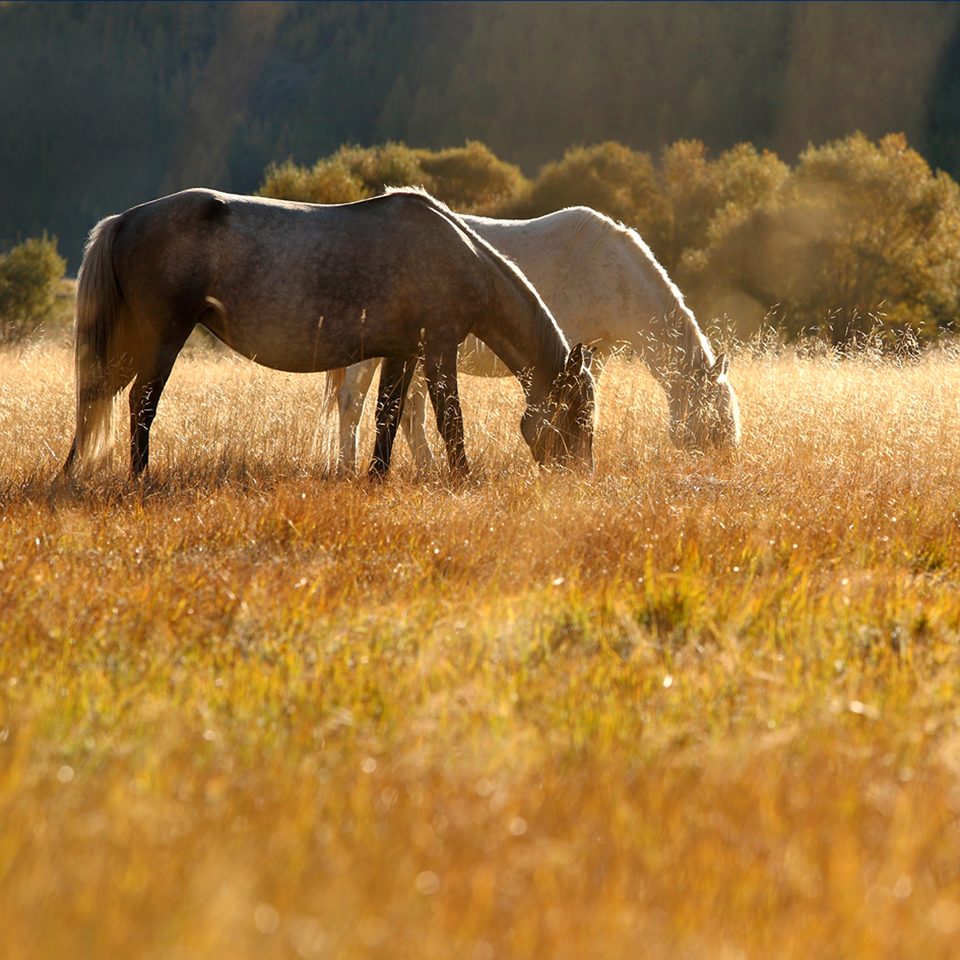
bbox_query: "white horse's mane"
[552,205,714,371]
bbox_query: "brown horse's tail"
[322,367,347,417]
[63,214,126,477]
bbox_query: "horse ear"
[568,343,594,373]
[709,353,729,381]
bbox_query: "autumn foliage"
[260,133,960,344]
[0,234,66,343]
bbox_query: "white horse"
[328,206,740,472]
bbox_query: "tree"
[691,133,960,343]
[502,142,664,236]
[0,234,67,343]
[258,141,528,212]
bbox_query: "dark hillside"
[2,1,959,268]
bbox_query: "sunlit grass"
[2,341,960,959]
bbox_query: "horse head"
[667,352,741,451]
[521,343,596,468]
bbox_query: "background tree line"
[258,135,960,346]
[7,131,957,347]
[4,0,960,271]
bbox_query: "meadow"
[2,336,960,959]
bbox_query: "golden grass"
[3,341,960,959]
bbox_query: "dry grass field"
[3,336,960,959]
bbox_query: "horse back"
[108,189,511,372]
[466,207,687,356]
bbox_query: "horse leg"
[128,335,191,477]
[337,358,379,475]
[369,356,419,480]
[424,344,468,481]
[399,363,436,473]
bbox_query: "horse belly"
[205,296,429,374]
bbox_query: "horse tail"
[322,367,346,417]
[64,214,126,476]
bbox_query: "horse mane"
[384,186,569,382]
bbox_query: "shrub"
[657,140,789,271]
[498,142,665,234]
[336,142,425,195]
[257,135,960,347]
[0,234,67,344]
[692,133,960,343]
[495,141,785,272]
[789,132,960,342]
[415,141,528,212]
[257,155,367,204]
[258,142,527,213]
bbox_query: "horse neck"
[526,304,570,401]
[461,229,569,403]
[481,292,568,402]
[613,235,715,387]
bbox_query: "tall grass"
[2,341,960,959]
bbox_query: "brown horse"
[62,187,595,480]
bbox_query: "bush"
[502,142,664,234]
[656,140,789,272]
[790,132,960,342]
[257,155,367,204]
[259,142,424,205]
[691,133,960,343]
[336,142,425,196]
[494,140,785,272]
[0,233,67,344]
[258,142,527,213]
[258,134,960,347]
[415,141,528,212]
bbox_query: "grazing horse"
[330,205,740,472]
[62,188,595,480]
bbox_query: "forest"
[3,0,960,275]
